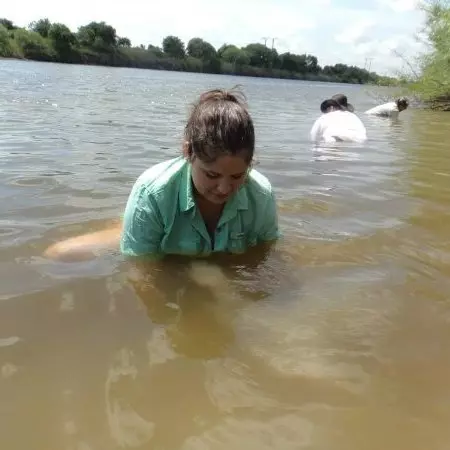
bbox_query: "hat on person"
[331,93,355,112]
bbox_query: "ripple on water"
[9,176,58,187]
[2,62,450,450]
[234,266,402,395]
[181,414,316,450]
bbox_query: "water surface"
[1,60,450,450]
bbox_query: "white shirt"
[310,110,367,143]
[365,102,399,118]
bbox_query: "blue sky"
[2,0,426,75]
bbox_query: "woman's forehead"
[194,155,249,174]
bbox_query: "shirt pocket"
[227,231,248,254]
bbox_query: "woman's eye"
[206,172,220,179]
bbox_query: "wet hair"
[320,99,341,113]
[396,97,409,110]
[184,86,255,164]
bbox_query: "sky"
[2,0,427,75]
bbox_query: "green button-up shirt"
[120,157,280,258]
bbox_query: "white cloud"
[1,0,427,75]
[335,19,376,44]
[353,36,409,56]
[377,0,419,12]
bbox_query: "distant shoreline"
[2,56,394,87]
[0,19,398,87]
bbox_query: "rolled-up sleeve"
[120,185,164,257]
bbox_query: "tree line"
[0,17,396,85]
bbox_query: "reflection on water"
[1,61,450,449]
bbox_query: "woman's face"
[189,153,250,205]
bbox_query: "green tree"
[0,18,16,30]
[48,23,77,61]
[410,0,450,107]
[148,44,164,57]
[162,35,185,58]
[217,44,233,58]
[186,37,216,60]
[322,63,375,84]
[186,37,220,72]
[12,28,54,61]
[279,52,307,72]
[117,37,131,47]
[78,21,117,51]
[305,54,319,73]
[0,24,14,56]
[220,45,250,67]
[244,43,274,68]
[29,18,51,38]
[184,56,203,72]
[0,16,393,86]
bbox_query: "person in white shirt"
[310,94,367,143]
[365,97,409,119]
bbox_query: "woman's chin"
[210,193,230,204]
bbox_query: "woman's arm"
[43,224,122,262]
[43,184,165,262]
[257,191,281,243]
[120,185,165,258]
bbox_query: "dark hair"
[396,97,409,109]
[320,99,341,113]
[184,86,255,163]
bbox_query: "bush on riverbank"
[0,18,396,86]
[405,0,450,110]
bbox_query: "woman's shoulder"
[133,156,186,195]
[246,166,274,198]
[243,167,279,233]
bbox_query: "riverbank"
[0,19,397,86]
[2,53,398,86]
[424,95,450,111]
[400,1,450,111]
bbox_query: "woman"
[44,87,281,262]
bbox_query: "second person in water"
[310,93,367,144]
[365,97,409,118]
